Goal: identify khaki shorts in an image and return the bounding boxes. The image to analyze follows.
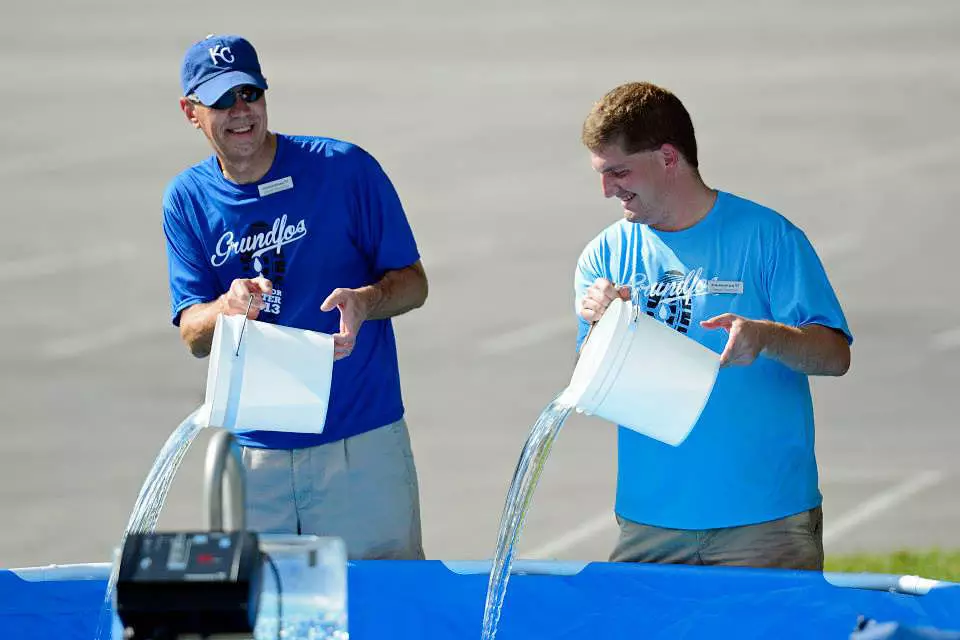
[240,419,424,561]
[609,507,824,571]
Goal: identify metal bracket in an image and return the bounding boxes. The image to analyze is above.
[203,429,247,532]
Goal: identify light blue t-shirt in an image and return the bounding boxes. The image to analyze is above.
[574,191,852,529]
[163,134,420,449]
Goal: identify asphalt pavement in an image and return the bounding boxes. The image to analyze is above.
[1,0,958,569]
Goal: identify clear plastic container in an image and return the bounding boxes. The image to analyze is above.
[254,534,348,640]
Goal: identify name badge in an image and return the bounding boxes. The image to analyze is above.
[258,176,294,197]
[706,279,744,295]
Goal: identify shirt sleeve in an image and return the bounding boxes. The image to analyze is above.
[351,148,420,275]
[163,186,221,326]
[574,243,603,352]
[766,227,853,344]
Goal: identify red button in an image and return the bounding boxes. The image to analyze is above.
[197,553,215,564]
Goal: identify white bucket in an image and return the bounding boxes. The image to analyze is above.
[203,314,335,434]
[560,298,719,446]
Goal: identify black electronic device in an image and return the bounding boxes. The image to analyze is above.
[115,531,263,639]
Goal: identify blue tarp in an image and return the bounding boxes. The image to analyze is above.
[2,560,959,639]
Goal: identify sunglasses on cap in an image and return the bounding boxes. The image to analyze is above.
[188,85,264,110]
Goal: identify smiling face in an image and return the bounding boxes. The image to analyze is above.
[180,85,271,168]
[590,141,677,227]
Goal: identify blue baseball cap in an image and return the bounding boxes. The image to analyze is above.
[180,34,268,106]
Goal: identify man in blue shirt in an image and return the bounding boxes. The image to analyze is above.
[575,82,852,570]
[164,35,428,559]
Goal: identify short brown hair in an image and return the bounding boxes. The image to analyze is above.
[581,82,699,168]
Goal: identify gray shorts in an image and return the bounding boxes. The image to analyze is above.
[240,418,424,561]
[609,507,824,571]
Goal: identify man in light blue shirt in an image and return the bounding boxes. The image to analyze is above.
[575,82,852,570]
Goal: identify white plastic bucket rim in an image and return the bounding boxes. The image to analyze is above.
[564,298,635,413]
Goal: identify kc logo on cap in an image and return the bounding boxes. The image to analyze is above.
[208,44,235,65]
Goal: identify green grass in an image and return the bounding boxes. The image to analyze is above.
[825,549,960,582]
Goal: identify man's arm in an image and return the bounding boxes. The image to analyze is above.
[321,261,428,359]
[700,314,850,376]
[761,322,850,376]
[179,299,221,359]
[355,260,429,321]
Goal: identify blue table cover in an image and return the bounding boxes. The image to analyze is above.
[2,560,959,639]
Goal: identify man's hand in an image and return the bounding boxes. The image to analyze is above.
[317,262,428,361]
[580,278,631,324]
[321,288,370,360]
[180,276,273,358]
[221,276,273,319]
[700,313,768,367]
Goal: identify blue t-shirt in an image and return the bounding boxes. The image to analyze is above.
[163,134,420,449]
[574,191,852,529]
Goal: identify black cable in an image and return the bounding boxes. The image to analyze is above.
[263,552,283,640]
